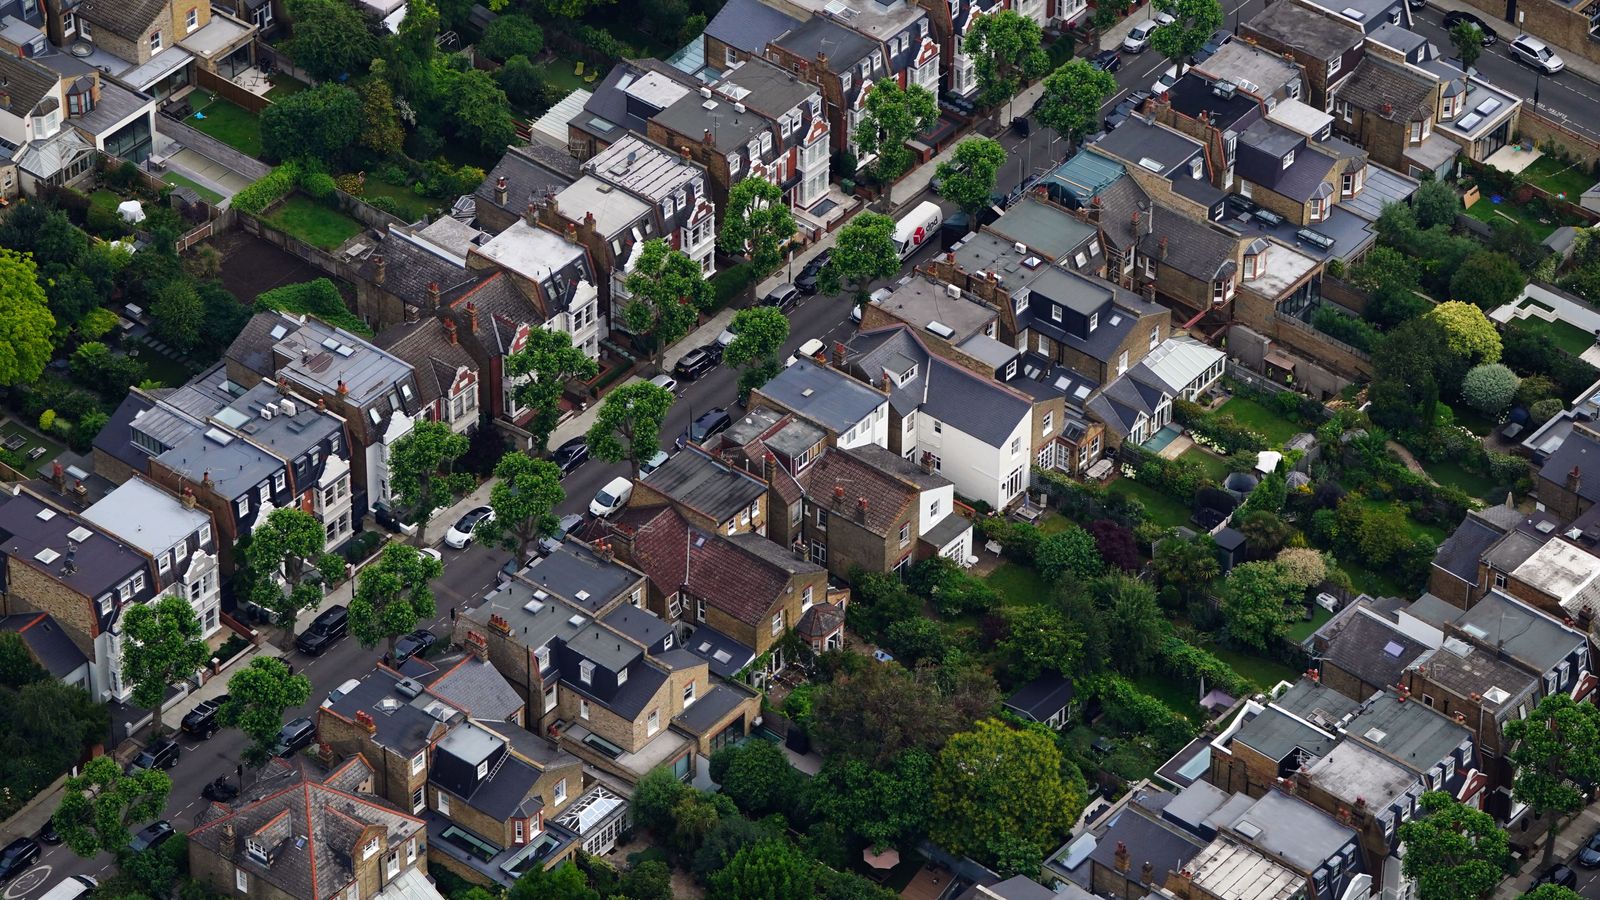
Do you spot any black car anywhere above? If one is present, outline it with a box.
[697,341,725,365]
[393,629,438,664]
[1192,29,1230,64]
[1577,828,1600,867]
[202,776,239,802]
[274,717,316,758]
[181,694,230,739]
[683,408,733,446]
[550,436,590,476]
[372,504,405,534]
[1103,90,1150,131]
[295,604,348,656]
[1443,10,1497,44]
[762,283,801,311]
[673,348,717,382]
[1535,865,1578,890]
[0,837,39,882]
[795,253,830,295]
[37,818,60,846]
[128,821,175,854]
[1091,49,1122,72]
[1010,116,1031,137]
[128,737,180,773]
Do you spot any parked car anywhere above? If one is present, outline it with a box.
[392,629,438,664]
[1091,49,1122,71]
[1443,10,1498,44]
[1534,865,1578,890]
[1408,0,1425,9]
[795,250,831,294]
[201,777,239,802]
[372,504,405,534]
[697,341,725,365]
[1576,828,1600,867]
[786,338,826,367]
[762,282,801,311]
[649,373,678,394]
[295,604,348,656]
[1192,29,1229,64]
[1510,33,1563,71]
[673,348,717,382]
[37,818,60,846]
[590,476,634,517]
[0,837,40,883]
[1103,90,1151,131]
[682,408,733,447]
[1121,13,1173,53]
[128,737,180,773]
[550,436,590,476]
[273,717,316,757]
[536,512,587,557]
[1150,64,1180,97]
[1010,115,1031,136]
[322,678,361,709]
[181,695,230,739]
[128,822,174,854]
[444,505,494,549]
[639,450,670,479]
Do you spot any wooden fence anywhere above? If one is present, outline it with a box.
[196,66,271,114]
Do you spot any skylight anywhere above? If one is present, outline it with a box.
[67,526,92,543]
[1382,640,1405,658]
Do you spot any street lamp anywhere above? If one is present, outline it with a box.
[1534,68,1543,108]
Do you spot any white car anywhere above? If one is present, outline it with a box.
[1121,12,1174,53]
[649,373,679,394]
[639,450,670,478]
[1150,64,1180,96]
[420,547,442,564]
[786,338,826,367]
[589,476,634,517]
[444,505,494,549]
[1510,34,1564,73]
[321,678,361,709]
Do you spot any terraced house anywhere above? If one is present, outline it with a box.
[0,51,157,195]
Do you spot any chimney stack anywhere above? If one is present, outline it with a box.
[565,222,579,244]
[427,282,442,310]
[464,301,479,333]
[405,303,420,325]
[443,318,458,345]
[764,452,776,485]
[833,484,845,505]
[337,380,349,397]
[920,451,935,474]
[857,496,868,521]
[832,341,847,367]
[1569,466,1582,495]
[202,471,214,489]
[681,145,692,161]
[221,824,236,862]
[355,710,377,735]
[525,202,538,226]
[464,630,489,662]
[495,176,508,208]
[182,486,196,509]
[1114,841,1131,874]
[595,538,614,563]
[703,128,714,145]
[373,254,387,286]
[1142,861,1154,884]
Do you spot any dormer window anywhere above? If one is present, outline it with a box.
[1089,312,1098,331]
[1309,196,1327,222]
[1212,277,1235,303]
[579,660,594,684]
[1244,252,1259,280]
[1281,149,1295,170]
[535,645,550,671]
[1328,55,1342,76]
[1440,95,1454,119]
[1190,158,1203,179]
[66,87,95,116]
[617,666,628,685]
[246,839,269,865]
[1050,305,1063,322]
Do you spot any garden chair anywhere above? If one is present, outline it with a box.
[584,69,599,83]
[574,60,585,77]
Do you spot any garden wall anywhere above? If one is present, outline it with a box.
[1320,276,1369,316]
[238,209,366,286]
[328,187,408,231]
[1518,101,1600,168]
[1271,311,1373,377]
[154,117,272,181]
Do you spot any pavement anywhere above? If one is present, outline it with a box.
[1493,802,1600,900]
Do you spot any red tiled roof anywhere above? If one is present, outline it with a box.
[600,505,793,627]
[796,448,916,536]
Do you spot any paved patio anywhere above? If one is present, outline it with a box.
[1484,143,1542,174]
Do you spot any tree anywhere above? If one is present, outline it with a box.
[54,756,170,858]
[632,766,693,836]
[821,212,901,301]
[479,14,544,62]
[1236,509,1292,556]
[282,0,380,81]
[509,861,599,900]
[707,840,815,900]
[69,341,145,397]
[812,751,934,851]
[438,64,518,154]
[388,421,471,545]
[710,739,804,820]
[121,594,210,735]
[1447,19,1486,68]
[718,177,795,274]
[1035,525,1102,584]
[150,279,203,350]
[1094,575,1165,673]
[476,452,565,564]
[1522,887,1582,900]
[1461,363,1520,417]
[1426,301,1502,368]
[241,507,346,648]
[1415,179,1463,229]
[1220,560,1298,649]
[1275,547,1328,590]
[962,10,1048,113]
[587,381,674,478]
[220,657,312,766]
[622,239,712,368]
[355,78,406,158]
[0,631,44,687]
[1035,59,1118,146]
[506,328,599,454]
[1153,535,1219,600]
[498,55,549,110]
[810,662,995,764]
[1397,792,1509,900]
[931,719,1082,877]
[0,248,56,387]
[726,306,791,401]
[935,138,1007,216]
[350,543,445,654]
[1150,0,1224,75]
[1503,693,1600,866]
[619,860,673,900]
[854,80,939,184]
[1450,251,1527,310]
[260,83,362,164]
[999,605,1084,682]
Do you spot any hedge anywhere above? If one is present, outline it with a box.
[257,278,372,336]
[232,162,302,215]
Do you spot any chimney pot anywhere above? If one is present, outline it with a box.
[495,176,508,207]
[704,128,714,145]
[443,318,458,345]
[833,484,845,503]
[1142,861,1154,883]
[337,379,349,396]
[857,496,868,520]
[1569,466,1582,493]
[427,282,441,309]
[373,254,387,286]
[464,301,479,333]
[525,202,538,225]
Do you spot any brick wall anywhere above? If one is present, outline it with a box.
[1249,182,1314,227]
[1207,740,1281,797]
[6,561,96,658]
[1517,101,1600,165]
[1536,473,1587,521]
[316,712,424,811]
[1426,564,1477,609]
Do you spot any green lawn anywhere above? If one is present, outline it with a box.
[1355,497,1448,544]
[1466,195,1558,241]
[0,421,64,472]
[1107,478,1191,529]
[265,75,309,101]
[987,561,1052,608]
[1180,447,1233,483]
[1445,402,1497,437]
[535,57,598,95]
[1285,604,1334,643]
[1209,646,1299,691]
[265,195,363,250]
[1428,457,1503,502]
[126,336,204,388]
[188,93,262,157]
[1037,511,1074,535]
[1338,557,1409,599]
[1514,314,1596,356]
[1521,155,1597,200]
[162,171,224,205]
[1216,397,1303,447]
[1128,676,1202,721]
[359,177,438,223]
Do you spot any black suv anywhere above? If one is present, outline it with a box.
[550,436,590,477]
[673,348,717,382]
[129,821,175,853]
[680,408,732,447]
[128,737,180,773]
[181,694,230,739]
[295,604,348,655]
[0,837,39,883]
[393,629,438,664]
[274,717,316,758]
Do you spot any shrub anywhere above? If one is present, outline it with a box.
[300,171,338,201]
[38,409,54,431]
[334,173,365,196]
[1460,363,1519,417]
[257,278,372,336]
[1275,547,1328,589]
[1312,305,1381,353]
[479,14,544,62]
[367,196,402,216]
[1530,397,1566,427]
[232,162,301,215]
[1189,413,1268,455]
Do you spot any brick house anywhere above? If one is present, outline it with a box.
[793,444,967,578]
[1240,1,1365,113]
[1426,501,1540,609]
[702,0,803,74]
[438,275,559,442]
[1330,56,1443,176]
[1009,263,1171,386]
[567,60,700,162]
[75,0,256,100]
[353,222,489,333]
[628,445,770,537]
[1535,425,1600,521]
[1310,603,1429,703]
[1207,679,1358,798]
[187,755,434,900]
[473,144,579,236]
[468,215,604,361]
[0,50,158,193]
[374,317,481,437]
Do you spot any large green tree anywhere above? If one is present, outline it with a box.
[1153,535,1220,602]
[260,83,362,164]
[54,756,171,858]
[1035,525,1103,584]
[935,137,1007,216]
[718,177,795,274]
[122,594,210,735]
[437,64,519,155]
[812,750,934,851]
[508,861,598,900]
[241,507,345,649]
[707,840,815,900]
[354,77,406,158]
[1504,693,1600,866]
[1450,250,1527,311]
[282,0,381,82]
[387,421,471,546]
[820,212,900,302]
[1035,59,1118,146]
[150,280,204,350]
[810,662,996,765]
[0,248,57,387]
[475,452,565,564]
[1149,0,1224,75]
[1220,560,1298,649]
[962,9,1048,114]
[725,306,790,401]
[709,739,805,820]
[931,719,1083,877]
[586,381,674,478]
[1397,792,1510,900]
[999,605,1084,683]
[350,543,445,654]
[854,81,938,184]
[622,239,712,368]
[221,657,312,766]
[507,328,600,454]
[1449,19,1485,68]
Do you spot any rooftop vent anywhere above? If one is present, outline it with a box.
[945,283,961,299]
[1235,820,1262,839]
[699,86,712,98]
[575,590,591,602]
[1341,6,1365,18]
[927,321,956,339]
[702,99,717,111]
[523,598,544,614]
[395,679,424,699]
[377,697,402,712]
[568,614,586,627]
[801,387,815,397]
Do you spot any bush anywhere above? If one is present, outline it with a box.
[478,14,544,62]
[257,278,372,336]
[1530,397,1566,427]
[38,409,54,431]
[575,24,634,62]
[711,262,757,309]
[367,196,403,216]
[1312,305,1380,353]
[1459,363,1519,417]
[232,162,301,215]
[300,171,338,201]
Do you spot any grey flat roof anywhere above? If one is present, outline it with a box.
[518,542,640,613]
[0,612,88,678]
[81,477,206,556]
[1231,707,1339,761]
[274,316,416,405]
[760,359,885,434]
[1091,117,1203,176]
[324,667,443,755]
[1195,41,1301,96]
[1456,591,1582,673]
[466,579,591,654]
[157,424,282,500]
[584,133,702,202]
[654,90,769,152]
[74,78,153,136]
[642,448,768,524]
[990,197,1099,261]
[601,606,673,649]
[554,176,650,238]
[877,275,998,343]
[674,681,756,733]
[1340,164,1420,221]
[1243,0,1363,58]
[1304,740,1415,807]
[1224,790,1356,873]
[1273,679,1362,721]
[567,622,643,671]
[1347,691,1471,772]
[719,56,817,117]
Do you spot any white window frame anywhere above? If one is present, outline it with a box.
[149,30,162,52]
[579,698,590,720]
[579,660,594,684]
[684,681,697,706]
[410,751,425,775]
[186,7,198,31]
[771,610,784,636]
[647,709,660,735]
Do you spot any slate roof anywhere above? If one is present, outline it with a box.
[1337,57,1436,122]
[425,655,522,721]
[847,326,1033,447]
[0,612,87,678]
[1096,174,1153,251]
[795,447,917,536]
[475,144,580,223]
[682,624,756,678]
[0,54,60,115]
[675,681,757,733]
[77,0,167,39]
[704,0,803,54]
[1090,118,1203,177]
[1432,513,1505,585]
[94,393,158,477]
[1139,206,1241,281]
[1086,807,1205,889]
[758,357,886,435]
[0,490,153,631]
[519,540,642,612]
[228,312,302,378]
[1322,610,1427,692]
[1221,790,1356,873]
[772,16,879,71]
[1005,671,1076,720]
[189,762,425,900]
[358,229,482,309]
[601,606,674,650]
[323,668,450,756]
[1455,590,1584,673]
[641,446,768,526]
[1347,690,1472,772]
[1540,429,1600,503]
[374,318,476,409]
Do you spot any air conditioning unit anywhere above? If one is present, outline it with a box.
[734,101,746,113]
[279,399,297,417]
[945,283,961,299]
[1013,242,1027,254]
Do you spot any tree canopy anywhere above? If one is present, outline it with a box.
[241,507,345,648]
[387,421,471,544]
[1449,19,1484,68]
[719,178,795,274]
[962,10,1049,111]
[1504,693,1600,865]
[707,840,816,900]
[622,239,713,368]
[121,594,211,733]
[350,543,444,653]
[1397,792,1510,900]
[725,306,791,400]
[809,661,996,765]
[221,656,312,766]
[54,756,171,858]
[586,381,675,478]
[1220,560,1299,649]
[820,212,900,300]
[476,452,565,563]
[0,248,58,387]
[853,81,938,184]
[282,0,381,81]
[1149,0,1224,74]
[1035,59,1118,144]
[506,327,599,453]
[260,83,362,164]
[935,138,1007,215]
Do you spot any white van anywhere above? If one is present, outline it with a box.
[39,876,97,900]
[893,201,943,260]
